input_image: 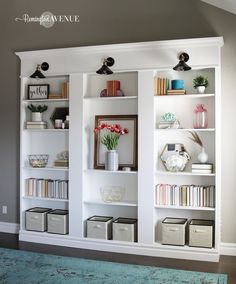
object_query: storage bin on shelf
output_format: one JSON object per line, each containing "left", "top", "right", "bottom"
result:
{"left": 86, "top": 216, "right": 113, "bottom": 240}
{"left": 47, "top": 209, "right": 69, "bottom": 235}
{"left": 113, "top": 217, "right": 137, "bottom": 242}
{"left": 189, "top": 219, "right": 214, "bottom": 248}
{"left": 162, "top": 217, "right": 187, "bottom": 246}
{"left": 25, "top": 207, "right": 52, "bottom": 232}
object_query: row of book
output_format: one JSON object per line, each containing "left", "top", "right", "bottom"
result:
{"left": 155, "top": 184, "right": 215, "bottom": 208}
{"left": 154, "top": 77, "right": 186, "bottom": 96}
{"left": 25, "top": 178, "right": 69, "bottom": 199}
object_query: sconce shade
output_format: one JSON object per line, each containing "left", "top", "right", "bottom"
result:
{"left": 96, "top": 57, "right": 115, "bottom": 75}
{"left": 173, "top": 52, "right": 191, "bottom": 71}
{"left": 30, "top": 62, "right": 49, "bottom": 78}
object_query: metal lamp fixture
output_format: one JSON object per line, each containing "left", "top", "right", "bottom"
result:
{"left": 173, "top": 53, "right": 191, "bottom": 71}
{"left": 30, "top": 62, "right": 49, "bottom": 78}
{"left": 96, "top": 57, "right": 115, "bottom": 75}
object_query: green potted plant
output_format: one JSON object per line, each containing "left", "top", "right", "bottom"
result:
{"left": 193, "top": 75, "right": 209, "bottom": 94}
{"left": 27, "top": 104, "right": 48, "bottom": 122}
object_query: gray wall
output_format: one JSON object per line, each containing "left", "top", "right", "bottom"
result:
{"left": 0, "top": 0, "right": 235, "bottom": 243}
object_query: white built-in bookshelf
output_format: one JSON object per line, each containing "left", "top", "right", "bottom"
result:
{"left": 16, "top": 36, "right": 223, "bottom": 262}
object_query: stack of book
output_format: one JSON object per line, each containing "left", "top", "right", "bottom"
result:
{"left": 54, "top": 159, "right": 68, "bottom": 168}
{"left": 26, "top": 121, "right": 47, "bottom": 129}
{"left": 192, "top": 163, "right": 213, "bottom": 174}
{"left": 167, "top": 89, "right": 186, "bottom": 95}
{"left": 158, "top": 121, "right": 176, "bottom": 129}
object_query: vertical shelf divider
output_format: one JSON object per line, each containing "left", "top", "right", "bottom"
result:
{"left": 138, "top": 70, "right": 155, "bottom": 244}
{"left": 69, "top": 73, "right": 84, "bottom": 238}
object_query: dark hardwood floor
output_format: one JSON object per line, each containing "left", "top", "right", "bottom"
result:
{"left": 0, "top": 232, "right": 235, "bottom": 283}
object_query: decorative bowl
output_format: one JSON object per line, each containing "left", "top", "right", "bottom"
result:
{"left": 100, "top": 186, "right": 125, "bottom": 203}
{"left": 28, "top": 154, "right": 49, "bottom": 168}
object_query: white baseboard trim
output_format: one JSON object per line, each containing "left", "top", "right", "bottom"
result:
{"left": 0, "top": 222, "right": 20, "bottom": 234}
{"left": 220, "top": 242, "right": 236, "bottom": 256}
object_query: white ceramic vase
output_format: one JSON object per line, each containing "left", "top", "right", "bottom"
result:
{"left": 198, "top": 147, "right": 208, "bottom": 163}
{"left": 32, "top": 112, "right": 42, "bottom": 122}
{"left": 197, "top": 86, "right": 206, "bottom": 94}
{"left": 105, "top": 150, "right": 118, "bottom": 171}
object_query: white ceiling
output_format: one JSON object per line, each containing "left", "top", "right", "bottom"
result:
{"left": 201, "top": 0, "right": 236, "bottom": 15}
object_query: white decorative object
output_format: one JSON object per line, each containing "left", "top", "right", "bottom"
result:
{"left": 32, "top": 112, "right": 42, "bottom": 122}
{"left": 198, "top": 147, "right": 209, "bottom": 163}
{"left": 196, "top": 86, "right": 206, "bottom": 94}
{"left": 161, "top": 143, "right": 190, "bottom": 172}
{"left": 100, "top": 186, "right": 125, "bottom": 203}
{"left": 105, "top": 150, "right": 118, "bottom": 171}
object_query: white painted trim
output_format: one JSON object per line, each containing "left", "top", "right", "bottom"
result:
{"left": 19, "top": 230, "right": 219, "bottom": 262}
{"left": 220, "top": 242, "right": 236, "bottom": 256}
{"left": 15, "top": 37, "right": 224, "bottom": 59}
{"left": 0, "top": 222, "right": 20, "bottom": 234}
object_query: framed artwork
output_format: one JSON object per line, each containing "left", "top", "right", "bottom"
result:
{"left": 28, "top": 84, "right": 49, "bottom": 100}
{"left": 94, "top": 115, "right": 138, "bottom": 170}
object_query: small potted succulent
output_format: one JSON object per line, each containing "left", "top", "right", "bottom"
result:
{"left": 193, "top": 75, "right": 209, "bottom": 94}
{"left": 27, "top": 104, "right": 48, "bottom": 122}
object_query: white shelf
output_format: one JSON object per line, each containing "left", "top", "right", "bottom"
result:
{"left": 154, "top": 242, "right": 217, "bottom": 253}
{"left": 156, "top": 128, "right": 215, "bottom": 132}
{"left": 154, "top": 94, "right": 215, "bottom": 99}
{"left": 84, "top": 96, "right": 138, "bottom": 100}
{"left": 154, "top": 205, "right": 215, "bottom": 211}
{"left": 22, "top": 98, "right": 69, "bottom": 103}
{"left": 83, "top": 199, "right": 137, "bottom": 207}
{"left": 24, "top": 129, "right": 69, "bottom": 132}
{"left": 85, "top": 169, "right": 138, "bottom": 174}
{"left": 23, "top": 166, "right": 69, "bottom": 171}
{"left": 23, "top": 196, "right": 68, "bottom": 202}
{"left": 156, "top": 170, "right": 215, "bottom": 177}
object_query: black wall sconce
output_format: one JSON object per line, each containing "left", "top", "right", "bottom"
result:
{"left": 173, "top": 53, "right": 191, "bottom": 71}
{"left": 96, "top": 57, "right": 115, "bottom": 75}
{"left": 30, "top": 62, "right": 49, "bottom": 78}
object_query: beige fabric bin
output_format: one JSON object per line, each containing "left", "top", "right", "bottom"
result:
{"left": 47, "top": 209, "right": 69, "bottom": 235}
{"left": 162, "top": 217, "right": 187, "bottom": 246}
{"left": 113, "top": 218, "right": 137, "bottom": 242}
{"left": 189, "top": 219, "right": 214, "bottom": 248}
{"left": 25, "top": 207, "right": 51, "bottom": 232}
{"left": 87, "top": 216, "right": 113, "bottom": 240}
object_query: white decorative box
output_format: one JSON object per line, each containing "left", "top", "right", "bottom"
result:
{"left": 25, "top": 207, "right": 52, "bottom": 232}
{"left": 189, "top": 219, "right": 214, "bottom": 248}
{"left": 47, "top": 209, "right": 69, "bottom": 235}
{"left": 87, "top": 216, "right": 113, "bottom": 240}
{"left": 113, "top": 217, "right": 137, "bottom": 242}
{"left": 162, "top": 217, "right": 187, "bottom": 246}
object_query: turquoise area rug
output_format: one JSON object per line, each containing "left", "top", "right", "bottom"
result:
{"left": 0, "top": 247, "right": 227, "bottom": 284}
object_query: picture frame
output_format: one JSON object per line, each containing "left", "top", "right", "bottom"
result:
{"left": 28, "top": 84, "right": 49, "bottom": 100}
{"left": 94, "top": 115, "right": 138, "bottom": 170}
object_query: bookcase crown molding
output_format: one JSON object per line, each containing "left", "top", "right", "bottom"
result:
{"left": 16, "top": 37, "right": 223, "bottom": 77}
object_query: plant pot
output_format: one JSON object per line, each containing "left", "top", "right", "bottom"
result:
{"left": 105, "top": 150, "right": 118, "bottom": 171}
{"left": 32, "top": 112, "right": 43, "bottom": 122}
{"left": 196, "top": 86, "right": 206, "bottom": 94}
{"left": 198, "top": 147, "right": 208, "bottom": 163}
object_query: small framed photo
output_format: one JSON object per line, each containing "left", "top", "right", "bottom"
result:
{"left": 28, "top": 84, "right": 49, "bottom": 100}
{"left": 94, "top": 115, "right": 138, "bottom": 170}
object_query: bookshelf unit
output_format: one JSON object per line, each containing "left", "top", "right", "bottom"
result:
{"left": 16, "top": 36, "right": 223, "bottom": 262}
